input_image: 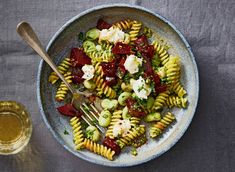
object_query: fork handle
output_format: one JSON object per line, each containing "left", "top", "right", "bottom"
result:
{"left": 16, "top": 21, "right": 75, "bottom": 94}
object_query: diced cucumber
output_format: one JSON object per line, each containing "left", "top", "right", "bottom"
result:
{"left": 86, "top": 28, "right": 100, "bottom": 40}
{"left": 98, "top": 110, "right": 112, "bottom": 127}
{"left": 85, "top": 126, "right": 100, "bottom": 142}
{"left": 118, "top": 92, "right": 132, "bottom": 106}
{"left": 101, "top": 99, "right": 118, "bottom": 110}
{"left": 144, "top": 112, "right": 161, "bottom": 122}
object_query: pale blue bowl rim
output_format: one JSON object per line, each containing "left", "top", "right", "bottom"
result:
{"left": 37, "top": 3, "right": 199, "bottom": 167}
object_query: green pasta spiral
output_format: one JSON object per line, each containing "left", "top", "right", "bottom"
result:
{"left": 83, "top": 138, "right": 115, "bottom": 160}
{"left": 165, "top": 96, "right": 188, "bottom": 108}
{"left": 105, "top": 110, "right": 122, "bottom": 139}
{"left": 48, "top": 57, "right": 71, "bottom": 84}
{"left": 55, "top": 72, "right": 72, "bottom": 101}
{"left": 150, "top": 112, "right": 175, "bottom": 138}
{"left": 70, "top": 117, "right": 84, "bottom": 150}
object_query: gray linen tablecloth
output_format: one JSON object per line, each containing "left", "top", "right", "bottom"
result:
{"left": 0, "top": 0, "right": 234, "bottom": 171}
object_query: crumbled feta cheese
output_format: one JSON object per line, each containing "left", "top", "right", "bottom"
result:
{"left": 81, "top": 65, "right": 95, "bottom": 80}
{"left": 113, "top": 119, "right": 131, "bottom": 137}
{"left": 99, "top": 27, "right": 125, "bottom": 44}
{"left": 131, "top": 76, "right": 151, "bottom": 99}
{"left": 124, "top": 55, "right": 142, "bottom": 74}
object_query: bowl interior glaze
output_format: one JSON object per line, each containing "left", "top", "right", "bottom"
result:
{"left": 37, "top": 4, "right": 199, "bottom": 167}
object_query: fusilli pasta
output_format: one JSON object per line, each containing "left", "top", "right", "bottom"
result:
{"left": 83, "top": 138, "right": 115, "bottom": 160}
{"left": 150, "top": 112, "right": 175, "bottom": 138}
{"left": 70, "top": 117, "right": 84, "bottom": 150}
{"left": 55, "top": 72, "right": 72, "bottom": 101}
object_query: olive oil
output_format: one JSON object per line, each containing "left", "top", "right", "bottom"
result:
{"left": 0, "top": 101, "right": 32, "bottom": 155}
{"left": 0, "top": 112, "right": 23, "bottom": 142}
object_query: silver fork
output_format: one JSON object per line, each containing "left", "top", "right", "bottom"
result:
{"left": 16, "top": 21, "right": 105, "bottom": 133}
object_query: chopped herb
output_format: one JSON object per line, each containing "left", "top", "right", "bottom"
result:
{"left": 63, "top": 130, "right": 69, "bottom": 135}
{"left": 78, "top": 32, "right": 84, "bottom": 41}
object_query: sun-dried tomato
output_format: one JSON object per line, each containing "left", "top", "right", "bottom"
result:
{"left": 126, "top": 98, "right": 146, "bottom": 118}
{"left": 96, "top": 19, "right": 112, "bottom": 30}
{"left": 57, "top": 103, "right": 82, "bottom": 118}
{"left": 112, "top": 42, "right": 131, "bottom": 55}
{"left": 103, "top": 137, "right": 121, "bottom": 155}
{"left": 70, "top": 48, "right": 91, "bottom": 67}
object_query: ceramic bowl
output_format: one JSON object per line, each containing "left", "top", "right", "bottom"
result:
{"left": 37, "top": 4, "right": 199, "bottom": 167}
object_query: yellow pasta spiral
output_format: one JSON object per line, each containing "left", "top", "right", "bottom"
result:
{"left": 152, "top": 41, "right": 170, "bottom": 65}
{"left": 129, "top": 20, "right": 142, "bottom": 42}
{"left": 130, "top": 117, "right": 141, "bottom": 127}
{"left": 55, "top": 72, "right": 72, "bottom": 101}
{"left": 164, "top": 56, "right": 181, "bottom": 85}
{"left": 94, "top": 62, "right": 104, "bottom": 77}
{"left": 152, "top": 90, "right": 170, "bottom": 111}
{"left": 113, "top": 19, "right": 133, "bottom": 30}
{"left": 117, "top": 125, "right": 145, "bottom": 148}
{"left": 83, "top": 138, "right": 115, "bottom": 160}
{"left": 165, "top": 96, "right": 188, "bottom": 108}
{"left": 48, "top": 57, "right": 71, "bottom": 84}
{"left": 150, "top": 112, "right": 175, "bottom": 138}
{"left": 93, "top": 66, "right": 116, "bottom": 98}
{"left": 170, "top": 81, "right": 187, "bottom": 97}
{"left": 70, "top": 117, "right": 84, "bottom": 150}
{"left": 105, "top": 110, "right": 122, "bottom": 139}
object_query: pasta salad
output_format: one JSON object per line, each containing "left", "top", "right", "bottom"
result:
{"left": 49, "top": 19, "right": 188, "bottom": 160}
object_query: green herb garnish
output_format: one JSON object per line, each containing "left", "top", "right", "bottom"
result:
{"left": 63, "top": 130, "right": 69, "bottom": 135}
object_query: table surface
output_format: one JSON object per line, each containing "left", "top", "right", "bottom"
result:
{"left": 0, "top": 0, "right": 234, "bottom": 171}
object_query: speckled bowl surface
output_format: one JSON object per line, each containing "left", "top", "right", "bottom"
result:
{"left": 37, "top": 4, "right": 199, "bottom": 167}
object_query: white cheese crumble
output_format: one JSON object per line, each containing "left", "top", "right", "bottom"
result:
{"left": 124, "top": 55, "right": 142, "bottom": 74}
{"left": 81, "top": 64, "right": 95, "bottom": 80}
{"left": 130, "top": 76, "right": 151, "bottom": 99}
{"left": 113, "top": 119, "right": 131, "bottom": 138}
{"left": 99, "top": 27, "right": 125, "bottom": 44}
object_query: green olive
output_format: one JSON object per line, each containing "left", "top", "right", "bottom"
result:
{"left": 118, "top": 92, "right": 132, "bottom": 106}
{"left": 85, "top": 126, "right": 100, "bottom": 142}
{"left": 98, "top": 110, "right": 112, "bottom": 127}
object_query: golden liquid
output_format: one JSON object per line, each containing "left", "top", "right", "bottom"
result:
{"left": 0, "top": 101, "right": 32, "bottom": 155}
{"left": 0, "top": 112, "right": 23, "bottom": 142}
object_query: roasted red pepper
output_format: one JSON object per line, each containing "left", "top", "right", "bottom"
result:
{"left": 57, "top": 103, "right": 82, "bottom": 118}
{"left": 112, "top": 42, "right": 131, "bottom": 55}
{"left": 105, "top": 76, "right": 117, "bottom": 86}
{"left": 103, "top": 137, "right": 121, "bottom": 155}
{"left": 96, "top": 19, "right": 111, "bottom": 30}
{"left": 70, "top": 48, "right": 91, "bottom": 67}
{"left": 135, "top": 35, "right": 154, "bottom": 59}
{"left": 71, "top": 67, "right": 84, "bottom": 84}
{"left": 126, "top": 98, "right": 146, "bottom": 118}
{"left": 100, "top": 60, "right": 117, "bottom": 77}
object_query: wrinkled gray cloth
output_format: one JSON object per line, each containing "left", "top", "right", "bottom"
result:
{"left": 0, "top": 0, "right": 234, "bottom": 171}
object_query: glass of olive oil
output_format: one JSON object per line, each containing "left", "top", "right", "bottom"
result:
{"left": 0, "top": 101, "right": 32, "bottom": 155}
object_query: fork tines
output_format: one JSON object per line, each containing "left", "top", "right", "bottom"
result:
{"left": 80, "top": 103, "right": 105, "bottom": 133}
